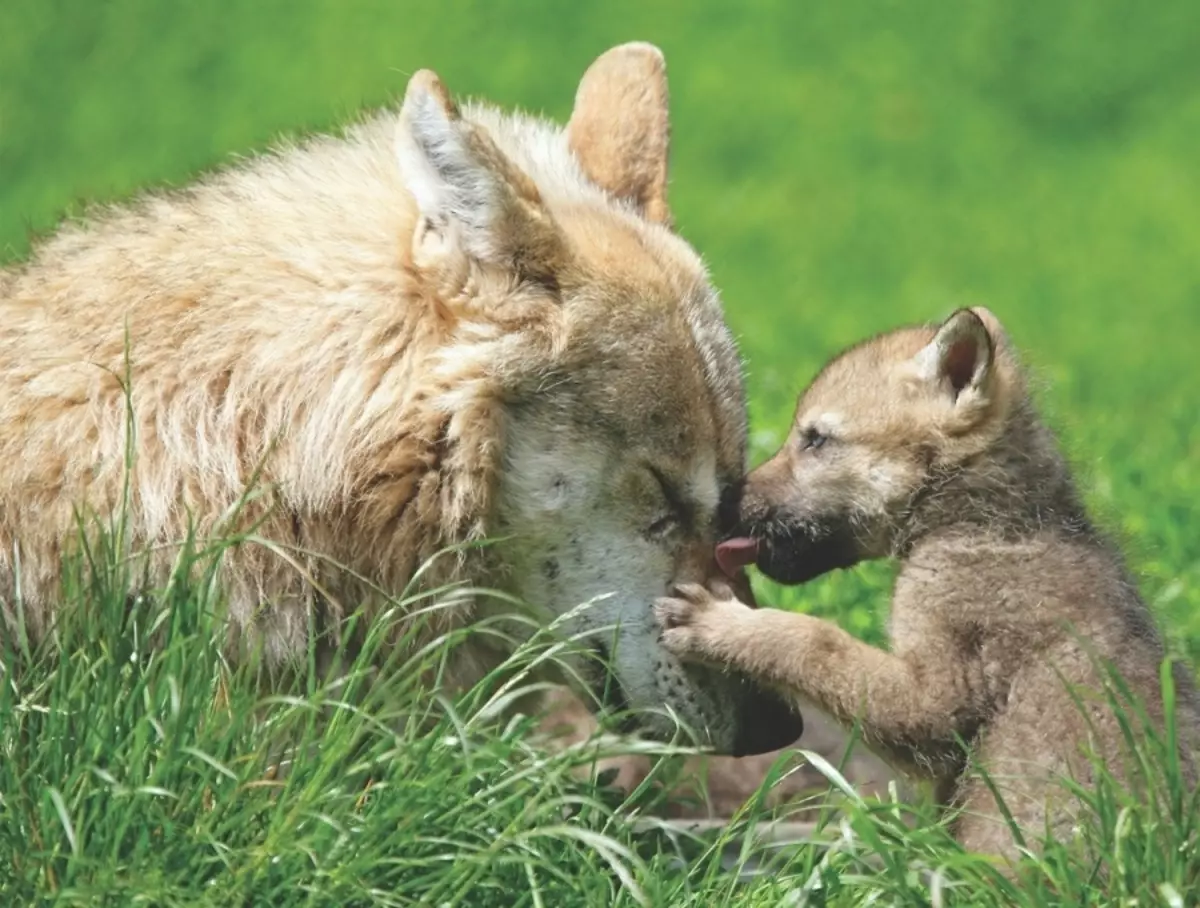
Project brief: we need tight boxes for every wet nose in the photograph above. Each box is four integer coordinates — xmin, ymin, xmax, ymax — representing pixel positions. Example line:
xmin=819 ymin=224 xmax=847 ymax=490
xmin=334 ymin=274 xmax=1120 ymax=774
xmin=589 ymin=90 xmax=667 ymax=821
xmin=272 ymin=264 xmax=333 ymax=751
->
xmin=731 ymin=681 xmax=804 ymax=757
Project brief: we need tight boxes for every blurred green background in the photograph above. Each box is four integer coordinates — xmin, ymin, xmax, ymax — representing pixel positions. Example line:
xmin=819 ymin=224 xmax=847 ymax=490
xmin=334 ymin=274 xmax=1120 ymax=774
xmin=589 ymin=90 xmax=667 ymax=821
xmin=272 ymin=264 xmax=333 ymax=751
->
xmin=3 ymin=1 xmax=1199 ymax=661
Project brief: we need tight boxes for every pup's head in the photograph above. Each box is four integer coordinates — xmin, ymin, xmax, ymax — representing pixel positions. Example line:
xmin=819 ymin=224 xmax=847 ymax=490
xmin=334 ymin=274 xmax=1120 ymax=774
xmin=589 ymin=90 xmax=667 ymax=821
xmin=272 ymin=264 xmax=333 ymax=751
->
xmin=391 ymin=45 xmax=802 ymax=755
xmin=719 ymin=308 xmax=1022 ymax=585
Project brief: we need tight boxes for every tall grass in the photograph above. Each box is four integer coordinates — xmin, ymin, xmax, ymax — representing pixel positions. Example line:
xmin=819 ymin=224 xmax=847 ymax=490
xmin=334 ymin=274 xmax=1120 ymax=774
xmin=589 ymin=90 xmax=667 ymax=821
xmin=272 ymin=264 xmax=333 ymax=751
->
xmin=2 ymin=515 xmax=1197 ymax=905
xmin=0 ymin=519 xmax=654 ymax=905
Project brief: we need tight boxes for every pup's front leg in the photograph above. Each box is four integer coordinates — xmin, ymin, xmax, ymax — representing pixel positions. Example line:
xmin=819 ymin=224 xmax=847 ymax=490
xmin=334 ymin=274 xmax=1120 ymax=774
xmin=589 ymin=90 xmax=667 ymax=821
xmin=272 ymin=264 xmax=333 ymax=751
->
xmin=656 ymin=583 xmax=834 ymax=689
xmin=652 ymin=582 xmax=760 ymax=667
xmin=656 ymin=584 xmax=967 ymax=768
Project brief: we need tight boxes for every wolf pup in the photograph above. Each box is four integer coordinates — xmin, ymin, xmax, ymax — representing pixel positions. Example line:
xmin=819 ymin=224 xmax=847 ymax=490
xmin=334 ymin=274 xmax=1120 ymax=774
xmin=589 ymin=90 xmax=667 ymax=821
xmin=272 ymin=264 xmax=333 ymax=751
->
xmin=0 ymin=44 xmax=801 ymax=756
xmin=657 ymin=307 xmax=1199 ymax=860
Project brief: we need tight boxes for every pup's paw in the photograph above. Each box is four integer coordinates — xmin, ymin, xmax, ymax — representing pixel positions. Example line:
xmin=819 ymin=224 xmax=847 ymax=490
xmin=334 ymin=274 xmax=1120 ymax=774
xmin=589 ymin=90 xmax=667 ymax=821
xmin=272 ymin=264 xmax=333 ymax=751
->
xmin=654 ymin=581 xmax=744 ymax=661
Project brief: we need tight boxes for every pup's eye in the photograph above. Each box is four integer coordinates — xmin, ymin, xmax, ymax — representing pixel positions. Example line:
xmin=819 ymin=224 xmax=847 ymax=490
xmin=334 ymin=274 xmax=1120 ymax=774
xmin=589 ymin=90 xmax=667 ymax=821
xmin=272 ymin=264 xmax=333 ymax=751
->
xmin=801 ymin=428 xmax=828 ymax=451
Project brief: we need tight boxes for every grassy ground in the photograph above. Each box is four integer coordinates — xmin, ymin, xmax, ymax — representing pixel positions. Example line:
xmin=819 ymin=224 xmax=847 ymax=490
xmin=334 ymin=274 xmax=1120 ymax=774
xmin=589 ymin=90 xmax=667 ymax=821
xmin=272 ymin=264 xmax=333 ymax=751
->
xmin=3 ymin=0 xmax=1200 ymax=904
xmin=4 ymin=529 xmax=1198 ymax=906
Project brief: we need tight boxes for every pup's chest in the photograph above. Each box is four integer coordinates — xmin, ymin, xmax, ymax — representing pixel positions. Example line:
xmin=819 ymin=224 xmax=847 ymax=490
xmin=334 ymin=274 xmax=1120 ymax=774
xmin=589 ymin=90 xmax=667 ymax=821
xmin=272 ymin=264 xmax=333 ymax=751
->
xmin=889 ymin=570 xmax=1029 ymax=706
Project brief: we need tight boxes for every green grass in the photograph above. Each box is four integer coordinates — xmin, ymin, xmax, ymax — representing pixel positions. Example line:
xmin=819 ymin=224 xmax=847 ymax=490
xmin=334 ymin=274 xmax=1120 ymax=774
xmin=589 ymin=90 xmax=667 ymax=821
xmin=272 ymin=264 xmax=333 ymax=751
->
xmin=3 ymin=0 xmax=1200 ymax=904
xmin=4 ymin=527 xmax=1199 ymax=905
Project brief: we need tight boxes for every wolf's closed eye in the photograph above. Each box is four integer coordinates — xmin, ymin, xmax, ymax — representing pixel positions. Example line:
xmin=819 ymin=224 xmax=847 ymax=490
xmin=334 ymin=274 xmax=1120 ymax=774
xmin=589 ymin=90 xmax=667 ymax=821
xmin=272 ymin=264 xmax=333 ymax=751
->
xmin=644 ymin=465 xmax=689 ymax=539
xmin=646 ymin=514 xmax=678 ymax=539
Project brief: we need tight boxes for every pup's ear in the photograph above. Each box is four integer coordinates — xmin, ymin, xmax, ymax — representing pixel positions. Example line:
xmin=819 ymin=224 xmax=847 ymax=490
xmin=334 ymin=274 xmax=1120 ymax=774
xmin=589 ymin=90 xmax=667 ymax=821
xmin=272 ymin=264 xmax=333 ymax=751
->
xmin=396 ymin=69 xmax=562 ymax=279
xmin=567 ymin=43 xmax=671 ymax=225
xmin=914 ymin=308 xmax=996 ymax=401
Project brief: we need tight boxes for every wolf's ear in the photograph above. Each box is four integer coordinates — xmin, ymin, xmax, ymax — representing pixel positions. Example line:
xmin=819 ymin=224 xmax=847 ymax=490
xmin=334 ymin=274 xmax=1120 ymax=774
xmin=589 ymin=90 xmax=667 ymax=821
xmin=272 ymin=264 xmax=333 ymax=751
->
xmin=567 ymin=43 xmax=671 ymax=225
xmin=396 ymin=69 xmax=561 ymax=278
xmin=915 ymin=308 xmax=995 ymax=401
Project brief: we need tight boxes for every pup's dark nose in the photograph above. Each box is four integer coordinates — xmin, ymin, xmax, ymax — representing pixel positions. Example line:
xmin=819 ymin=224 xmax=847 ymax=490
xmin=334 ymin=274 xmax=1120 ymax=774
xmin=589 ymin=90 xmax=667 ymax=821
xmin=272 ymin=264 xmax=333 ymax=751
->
xmin=731 ymin=681 xmax=804 ymax=757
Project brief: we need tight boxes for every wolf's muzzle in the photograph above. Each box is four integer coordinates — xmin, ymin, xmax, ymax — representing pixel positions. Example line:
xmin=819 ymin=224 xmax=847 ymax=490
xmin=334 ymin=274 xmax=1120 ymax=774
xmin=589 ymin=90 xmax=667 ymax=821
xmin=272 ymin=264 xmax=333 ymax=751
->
xmin=590 ymin=641 xmax=634 ymax=727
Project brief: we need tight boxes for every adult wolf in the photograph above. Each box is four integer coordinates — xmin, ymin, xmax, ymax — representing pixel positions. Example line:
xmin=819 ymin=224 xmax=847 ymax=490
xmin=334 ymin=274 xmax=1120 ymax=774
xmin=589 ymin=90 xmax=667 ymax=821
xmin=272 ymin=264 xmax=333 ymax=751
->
xmin=0 ymin=43 xmax=800 ymax=755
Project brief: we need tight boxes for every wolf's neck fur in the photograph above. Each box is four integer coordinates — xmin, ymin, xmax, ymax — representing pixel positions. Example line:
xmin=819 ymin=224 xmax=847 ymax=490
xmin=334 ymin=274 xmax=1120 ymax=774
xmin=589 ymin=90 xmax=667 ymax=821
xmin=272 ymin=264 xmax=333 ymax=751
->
xmin=897 ymin=399 xmax=1098 ymax=554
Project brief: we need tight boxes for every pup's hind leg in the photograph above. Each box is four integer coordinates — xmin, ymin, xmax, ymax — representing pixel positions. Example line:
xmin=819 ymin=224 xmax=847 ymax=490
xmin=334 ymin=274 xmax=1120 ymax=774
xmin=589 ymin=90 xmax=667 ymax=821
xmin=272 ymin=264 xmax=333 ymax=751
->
xmin=948 ymin=777 xmax=1028 ymax=869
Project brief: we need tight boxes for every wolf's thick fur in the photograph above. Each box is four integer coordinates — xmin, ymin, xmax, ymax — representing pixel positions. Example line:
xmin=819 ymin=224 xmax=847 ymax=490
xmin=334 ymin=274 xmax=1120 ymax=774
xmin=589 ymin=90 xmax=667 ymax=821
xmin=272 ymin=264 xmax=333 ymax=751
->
xmin=0 ymin=44 xmax=800 ymax=755
xmin=658 ymin=308 xmax=1200 ymax=860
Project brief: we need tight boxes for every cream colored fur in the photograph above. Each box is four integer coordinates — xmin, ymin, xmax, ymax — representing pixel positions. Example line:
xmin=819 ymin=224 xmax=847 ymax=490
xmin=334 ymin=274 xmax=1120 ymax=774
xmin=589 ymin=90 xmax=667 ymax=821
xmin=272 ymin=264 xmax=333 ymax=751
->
xmin=0 ymin=44 xmax=801 ymax=755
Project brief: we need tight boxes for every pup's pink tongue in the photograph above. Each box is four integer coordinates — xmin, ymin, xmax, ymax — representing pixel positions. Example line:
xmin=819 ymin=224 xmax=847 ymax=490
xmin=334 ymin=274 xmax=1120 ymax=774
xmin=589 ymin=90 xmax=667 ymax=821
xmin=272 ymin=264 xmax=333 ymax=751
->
xmin=715 ymin=537 xmax=760 ymax=578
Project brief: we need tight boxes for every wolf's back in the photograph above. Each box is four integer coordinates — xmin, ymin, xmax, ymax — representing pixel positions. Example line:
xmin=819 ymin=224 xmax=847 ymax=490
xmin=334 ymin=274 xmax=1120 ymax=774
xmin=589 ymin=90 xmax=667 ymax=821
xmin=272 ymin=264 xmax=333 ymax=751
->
xmin=0 ymin=112 xmax=462 ymax=649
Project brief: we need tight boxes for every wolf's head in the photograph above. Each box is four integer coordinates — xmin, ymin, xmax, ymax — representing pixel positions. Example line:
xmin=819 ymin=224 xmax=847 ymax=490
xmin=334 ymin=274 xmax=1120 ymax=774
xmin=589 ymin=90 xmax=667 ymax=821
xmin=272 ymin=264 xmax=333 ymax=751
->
xmin=390 ymin=45 xmax=801 ymax=755
xmin=720 ymin=308 xmax=1028 ymax=585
